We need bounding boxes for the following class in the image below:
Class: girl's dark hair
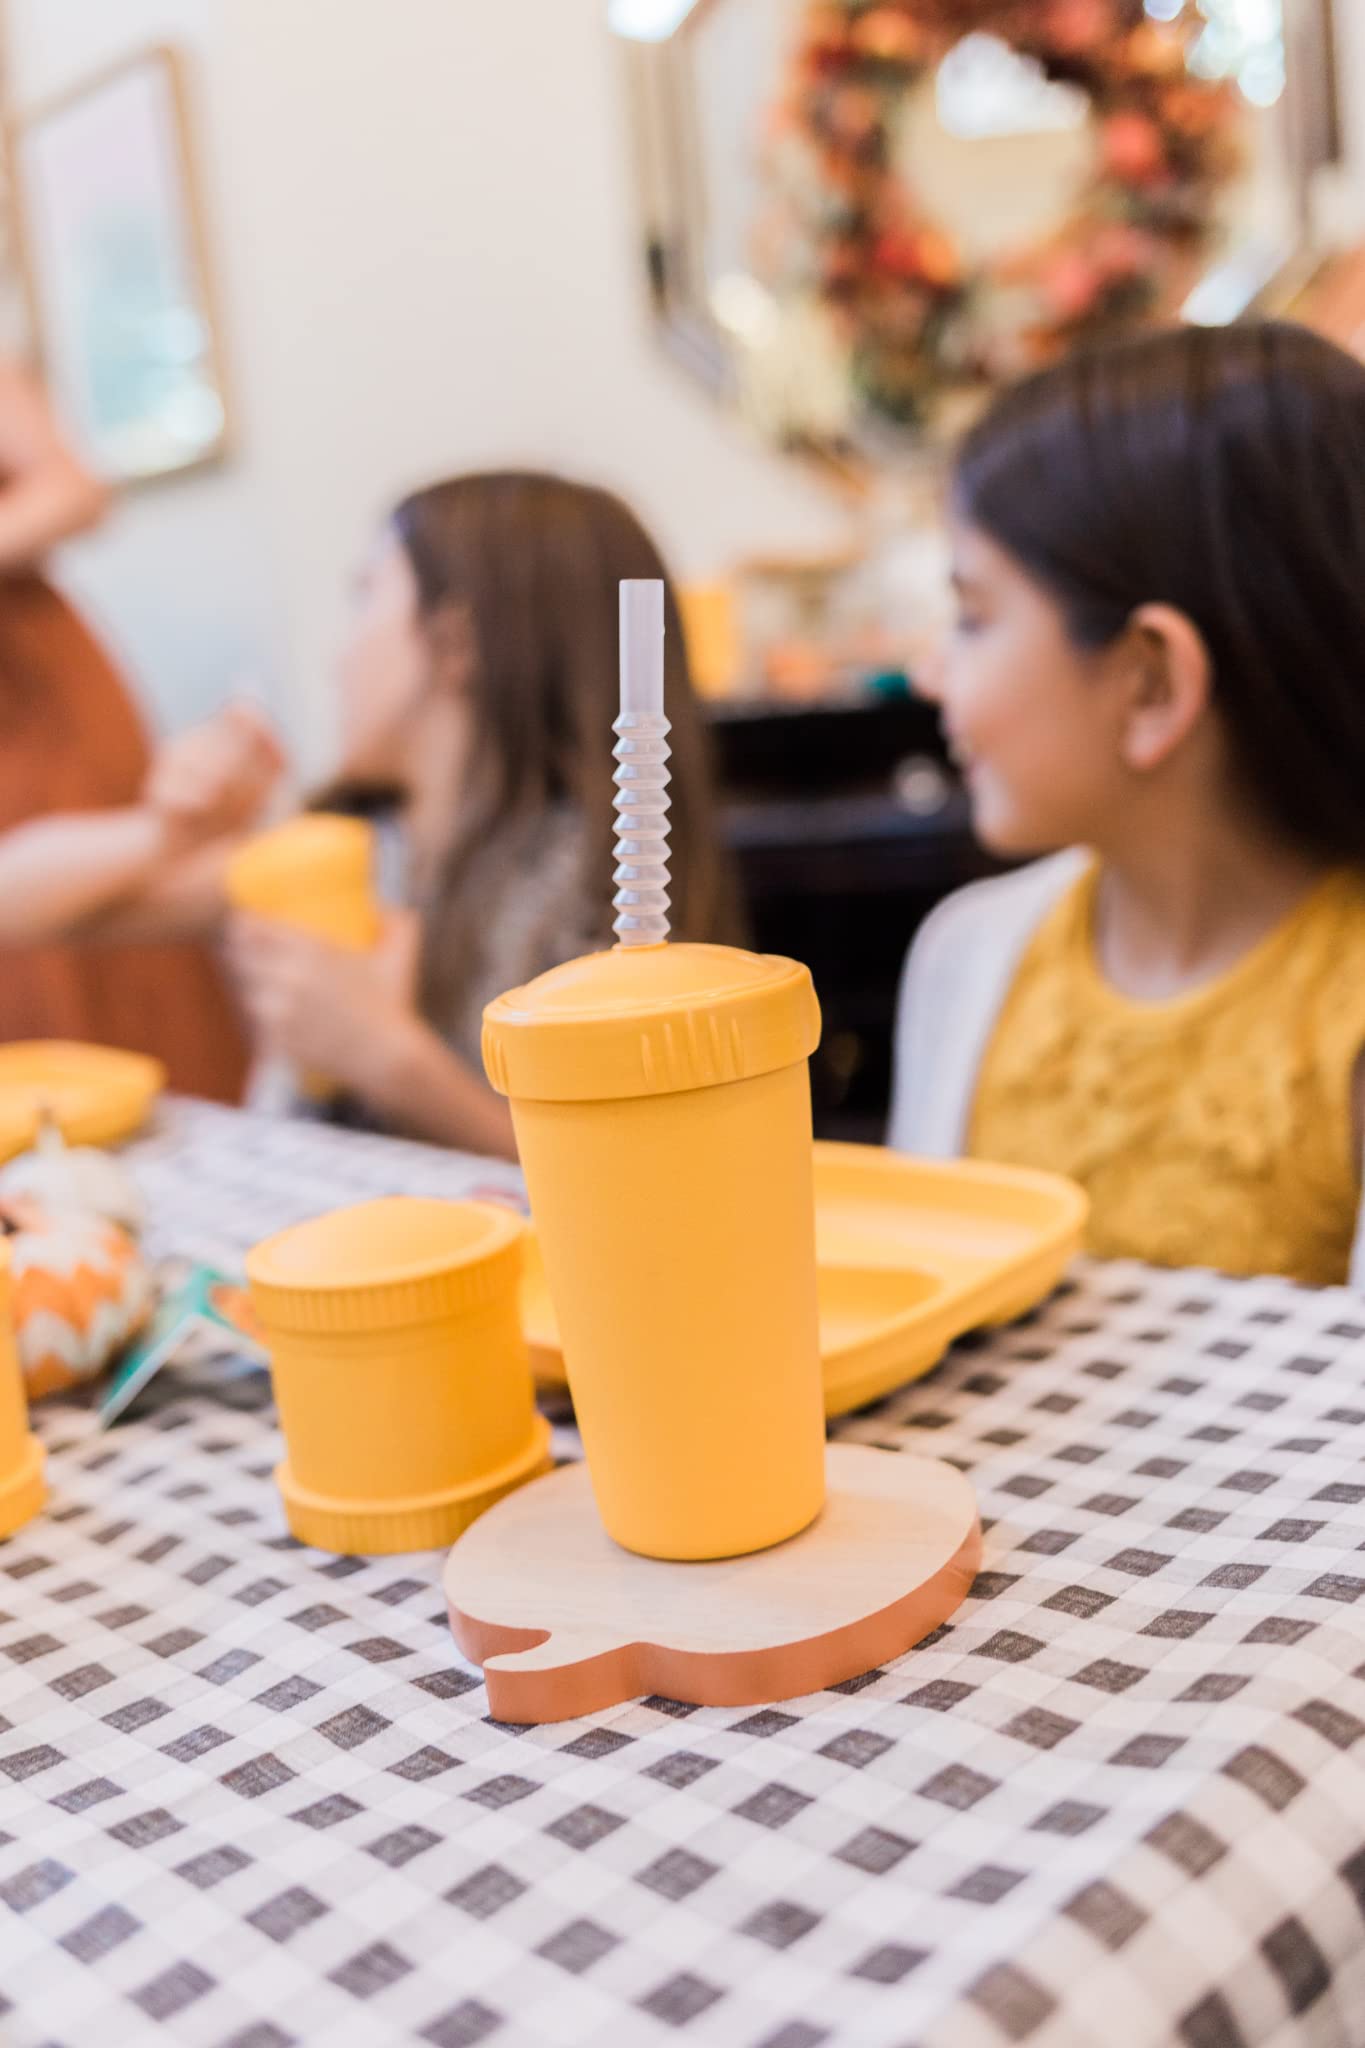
[954,320,1365,866]
[386,472,740,1020]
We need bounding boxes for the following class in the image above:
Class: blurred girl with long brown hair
[155,472,739,1155]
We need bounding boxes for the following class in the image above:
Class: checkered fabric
[1,1100,1363,2048]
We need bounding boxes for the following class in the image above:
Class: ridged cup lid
[226,814,374,907]
[246,1198,523,1334]
[482,942,820,1103]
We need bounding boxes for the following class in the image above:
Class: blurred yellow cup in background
[226,813,381,950]
[226,813,382,1098]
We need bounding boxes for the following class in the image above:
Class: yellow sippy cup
[0,1240,45,1539]
[226,813,382,1100]
[225,813,381,950]
[246,1197,552,1554]
[482,581,826,1563]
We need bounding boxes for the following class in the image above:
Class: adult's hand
[145,702,288,846]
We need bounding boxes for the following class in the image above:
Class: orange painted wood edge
[447,1519,982,1724]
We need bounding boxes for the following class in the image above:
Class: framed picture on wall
[10,45,230,483]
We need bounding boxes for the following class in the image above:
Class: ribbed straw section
[613,710,671,947]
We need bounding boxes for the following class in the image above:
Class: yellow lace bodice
[969,866,1365,1285]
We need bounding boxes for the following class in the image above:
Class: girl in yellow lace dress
[889,322,1365,1286]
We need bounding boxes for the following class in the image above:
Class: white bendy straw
[614,580,672,947]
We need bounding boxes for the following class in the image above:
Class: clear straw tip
[614,579,671,948]
[619,581,665,716]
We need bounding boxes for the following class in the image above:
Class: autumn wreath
[773,0,1243,429]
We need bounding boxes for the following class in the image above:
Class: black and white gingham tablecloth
[1,1100,1363,2048]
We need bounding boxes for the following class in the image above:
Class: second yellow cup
[246,1198,552,1554]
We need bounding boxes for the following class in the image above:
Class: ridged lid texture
[482,943,820,1103]
[246,1198,523,1333]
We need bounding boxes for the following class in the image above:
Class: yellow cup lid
[482,941,820,1103]
[226,814,375,908]
[246,1197,523,1333]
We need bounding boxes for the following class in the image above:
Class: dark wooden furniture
[711,696,996,1142]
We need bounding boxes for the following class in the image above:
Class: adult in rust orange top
[0,360,248,1100]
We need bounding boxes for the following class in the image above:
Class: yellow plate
[521,1141,1088,1418]
[0,1042,167,1160]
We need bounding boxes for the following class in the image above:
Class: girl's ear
[1118,602,1213,774]
[424,600,477,696]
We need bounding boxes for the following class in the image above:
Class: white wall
[6,0,846,766]
[219,0,847,768]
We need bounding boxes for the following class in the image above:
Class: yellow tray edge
[527,1148,1089,1416]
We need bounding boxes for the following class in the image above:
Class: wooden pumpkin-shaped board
[445,1443,980,1723]
[5,1201,152,1400]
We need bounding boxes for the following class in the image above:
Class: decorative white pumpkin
[0,1115,145,1237]
[2,1197,151,1400]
